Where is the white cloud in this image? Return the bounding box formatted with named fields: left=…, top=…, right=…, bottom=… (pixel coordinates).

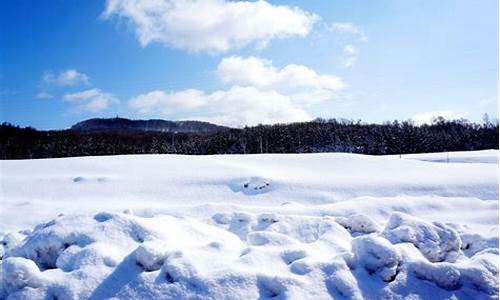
left=43, top=69, right=89, bottom=87
left=129, top=86, right=310, bottom=127
left=326, top=22, right=367, bottom=42
left=128, top=56, right=345, bottom=126
left=412, top=110, right=468, bottom=125
left=35, top=92, right=54, bottom=99
left=64, top=89, right=118, bottom=112
left=129, top=89, right=206, bottom=114
left=103, top=0, right=318, bottom=53
left=216, top=56, right=344, bottom=104
left=343, top=44, right=358, bottom=68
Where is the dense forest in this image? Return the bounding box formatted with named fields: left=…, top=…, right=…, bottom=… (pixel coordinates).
left=0, top=117, right=498, bottom=159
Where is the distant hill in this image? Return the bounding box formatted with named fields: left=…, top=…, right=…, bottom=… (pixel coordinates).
left=70, top=117, right=231, bottom=134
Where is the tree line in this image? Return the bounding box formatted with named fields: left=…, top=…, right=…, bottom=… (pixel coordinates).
left=0, top=117, right=498, bottom=159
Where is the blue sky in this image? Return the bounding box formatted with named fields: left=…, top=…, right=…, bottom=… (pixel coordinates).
left=0, top=0, right=498, bottom=129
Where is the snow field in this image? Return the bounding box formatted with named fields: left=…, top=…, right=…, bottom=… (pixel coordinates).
left=0, top=150, right=498, bottom=299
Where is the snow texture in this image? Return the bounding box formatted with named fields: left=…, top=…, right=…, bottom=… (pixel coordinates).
left=0, top=150, right=498, bottom=299
left=383, top=212, right=462, bottom=263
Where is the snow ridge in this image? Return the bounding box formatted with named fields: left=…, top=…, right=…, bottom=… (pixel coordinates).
left=1, top=211, right=497, bottom=299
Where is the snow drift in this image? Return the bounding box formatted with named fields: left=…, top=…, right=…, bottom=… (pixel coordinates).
left=0, top=150, right=498, bottom=299
left=1, top=211, right=497, bottom=299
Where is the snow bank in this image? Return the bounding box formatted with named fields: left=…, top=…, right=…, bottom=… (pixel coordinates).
left=0, top=211, right=498, bottom=299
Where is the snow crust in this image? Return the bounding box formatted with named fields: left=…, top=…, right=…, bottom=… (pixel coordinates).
left=0, top=150, right=498, bottom=299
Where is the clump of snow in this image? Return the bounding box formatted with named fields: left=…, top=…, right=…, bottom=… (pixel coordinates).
left=460, top=232, right=499, bottom=257
left=470, top=250, right=499, bottom=277
left=409, top=256, right=499, bottom=295
left=335, top=214, right=380, bottom=235
left=1, top=232, right=25, bottom=260
left=383, top=212, right=462, bottom=262
left=10, top=215, right=97, bottom=270
left=352, top=235, right=401, bottom=282
left=135, top=239, right=169, bottom=271
left=2, top=257, right=43, bottom=293
left=55, top=242, right=121, bottom=271
left=326, top=266, right=364, bottom=300
left=247, top=231, right=297, bottom=246
left=161, top=251, right=206, bottom=290
left=411, top=260, right=462, bottom=290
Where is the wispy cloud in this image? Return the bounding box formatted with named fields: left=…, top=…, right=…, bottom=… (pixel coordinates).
left=326, top=22, right=367, bottom=42
left=103, top=0, right=318, bottom=53
left=343, top=44, right=359, bottom=68
left=63, top=89, right=118, bottom=112
left=35, top=92, right=54, bottom=99
left=42, top=69, right=89, bottom=87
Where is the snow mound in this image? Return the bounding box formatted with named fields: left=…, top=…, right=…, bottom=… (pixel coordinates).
left=2, top=257, right=43, bottom=294
left=135, top=239, right=170, bottom=272
left=1, top=211, right=498, bottom=299
left=1, top=232, right=25, bottom=255
left=352, top=235, right=401, bottom=282
left=336, top=214, right=380, bottom=235
left=409, top=253, right=499, bottom=295
left=459, top=232, right=499, bottom=257
left=383, top=212, right=462, bottom=262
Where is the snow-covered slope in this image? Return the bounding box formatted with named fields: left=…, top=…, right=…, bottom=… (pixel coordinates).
left=0, top=151, right=498, bottom=299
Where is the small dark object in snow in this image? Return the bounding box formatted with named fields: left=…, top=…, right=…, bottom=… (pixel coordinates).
left=73, top=177, right=84, bottom=183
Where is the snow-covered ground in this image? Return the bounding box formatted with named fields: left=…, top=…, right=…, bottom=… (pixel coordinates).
left=398, top=150, right=499, bottom=164
left=0, top=150, right=498, bottom=299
